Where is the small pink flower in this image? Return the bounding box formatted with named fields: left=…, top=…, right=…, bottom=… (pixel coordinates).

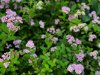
left=23, top=49, right=30, bottom=53
left=28, top=59, right=32, bottom=63
left=76, top=39, right=81, bottom=45
left=67, top=64, right=84, bottom=74
left=55, top=19, right=60, bottom=25
left=13, top=40, right=21, bottom=45
left=3, top=62, right=10, bottom=68
left=31, top=54, right=37, bottom=58
left=39, top=20, right=44, bottom=28
left=90, top=50, right=98, bottom=59
left=75, top=51, right=85, bottom=62
left=62, top=6, right=70, bottom=14
left=26, top=40, right=35, bottom=48
left=2, top=0, right=10, bottom=3
left=74, top=64, right=84, bottom=74
left=0, top=58, right=3, bottom=62
left=52, top=37, right=58, bottom=44
left=0, top=4, right=4, bottom=9
left=67, top=64, right=75, bottom=72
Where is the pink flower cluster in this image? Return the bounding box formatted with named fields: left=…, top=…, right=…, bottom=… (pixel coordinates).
left=62, top=6, right=70, bottom=14
left=66, top=35, right=81, bottom=45
left=88, top=34, right=97, bottom=42
left=89, top=50, right=98, bottom=59
left=23, top=49, right=30, bottom=53
left=75, top=51, right=85, bottom=62
left=89, top=11, right=100, bottom=24
left=2, top=52, right=10, bottom=60
left=67, top=64, right=84, bottom=74
left=52, top=37, right=58, bottom=44
left=26, top=40, right=35, bottom=48
left=55, top=19, right=60, bottom=25
left=70, top=23, right=86, bottom=32
left=0, top=52, right=10, bottom=68
left=1, top=9, right=23, bottom=32
left=13, top=40, right=21, bottom=48
left=39, top=20, right=44, bottom=28
left=0, top=0, right=10, bottom=9
left=81, top=3, right=90, bottom=10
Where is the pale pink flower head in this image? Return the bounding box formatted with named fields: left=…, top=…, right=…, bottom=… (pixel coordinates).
left=1, top=16, right=7, bottom=22
left=55, top=19, right=60, bottom=25
left=31, top=54, right=37, bottom=58
left=0, top=4, right=4, bottom=9
left=0, top=58, right=3, bottom=62
left=75, top=51, right=85, bottom=62
left=67, top=64, right=84, bottom=74
left=39, top=20, right=44, bottom=28
left=26, top=40, right=35, bottom=48
left=76, top=39, right=81, bottom=45
left=74, top=64, right=84, bottom=74
left=95, top=71, right=100, bottom=75
left=6, top=9, right=16, bottom=17
left=67, top=36, right=75, bottom=44
left=90, top=50, right=98, bottom=59
left=7, top=22, right=14, bottom=29
left=62, top=6, right=70, bottom=14
left=28, top=59, right=32, bottom=63
left=52, top=37, right=58, bottom=44
left=13, top=40, right=21, bottom=45
left=68, top=14, right=75, bottom=21
left=23, top=49, right=30, bottom=53
left=3, top=62, right=10, bottom=68
left=50, top=46, right=57, bottom=52
left=67, top=64, right=76, bottom=72
left=1, top=0, right=10, bottom=3
left=2, top=52, right=10, bottom=60
left=89, top=34, right=97, bottom=42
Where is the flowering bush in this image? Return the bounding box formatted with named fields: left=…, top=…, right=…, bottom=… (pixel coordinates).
left=0, top=0, right=100, bottom=75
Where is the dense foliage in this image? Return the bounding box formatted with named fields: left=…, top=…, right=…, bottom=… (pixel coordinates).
left=0, top=0, right=100, bottom=75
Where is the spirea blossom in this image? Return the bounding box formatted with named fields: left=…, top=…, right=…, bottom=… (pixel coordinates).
left=26, top=40, right=35, bottom=48
left=55, top=19, right=60, bottom=25
left=39, top=20, right=44, bottom=28
left=67, top=64, right=84, bottom=74
left=47, top=26, right=55, bottom=34
left=75, top=51, right=85, bottom=62
left=2, top=52, right=10, bottom=60
left=23, top=49, right=30, bottom=53
left=3, top=62, right=10, bottom=68
left=50, top=46, right=57, bottom=51
left=52, top=37, right=58, bottom=44
left=89, top=50, right=98, bottom=59
left=89, top=11, right=100, bottom=24
left=1, top=9, right=23, bottom=32
left=81, top=3, right=90, bottom=10
left=88, top=34, right=97, bottom=42
left=66, top=35, right=81, bottom=45
left=62, top=6, right=70, bottom=14
left=13, top=40, right=21, bottom=48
